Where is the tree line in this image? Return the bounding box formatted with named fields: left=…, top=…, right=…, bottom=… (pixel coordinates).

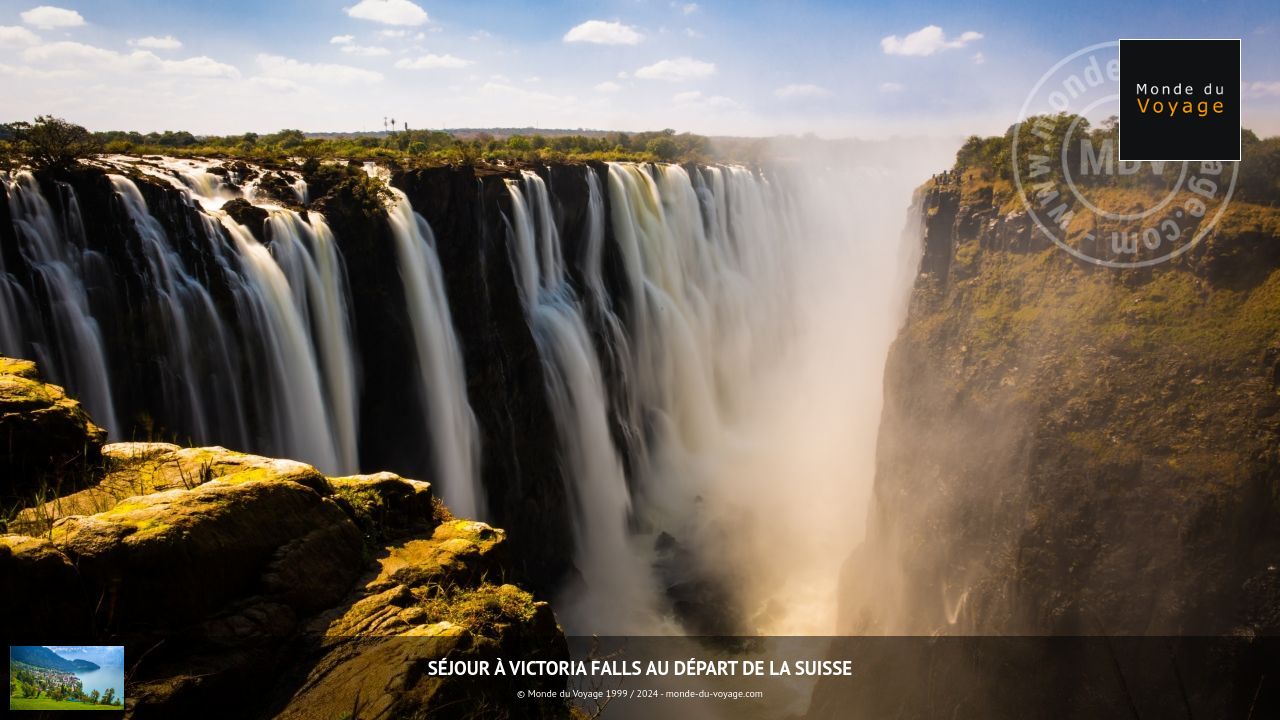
left=0, top=116, right=720, bottom=170
left=951, top=113, right=1279, bottom=206
left=10, top=663, right=122, bottom=707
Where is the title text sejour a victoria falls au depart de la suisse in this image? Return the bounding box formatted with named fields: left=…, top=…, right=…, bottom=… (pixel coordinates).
left=1134, top=83, right=1228, bottom=117
left=422, top=659, right=856, bottom=677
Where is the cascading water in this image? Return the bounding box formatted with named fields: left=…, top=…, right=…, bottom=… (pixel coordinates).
left=3, top=160, right=363, bottom=477
left=110, top=174, right=241, bottom=445
left=216, top=216, right=345, bottom=474
left=2, top=171, right=119, bottom=433
left=3, top=149, right=947, bottom=641
left=385, top=188, right=482, bottom=519
left=153, top=165, right=361, bottom=475
left=601, top=156, right=936, bottom=635
left=505, top=170, right=663, bottom=633
left=513, top=157, right=933, bottom=638
left=266, top=211, right=360, bottom=473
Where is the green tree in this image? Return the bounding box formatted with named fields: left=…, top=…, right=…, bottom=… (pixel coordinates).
left=102, top=687, right=115, bottom=705
left=646, top=136, right=679, bottom=161
left=12, top=115, right=102, bottom=169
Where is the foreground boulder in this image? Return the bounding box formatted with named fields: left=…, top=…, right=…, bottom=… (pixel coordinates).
left=0, top=357, right=106, bottom=506
left=0, top=358, right=570, bottom=719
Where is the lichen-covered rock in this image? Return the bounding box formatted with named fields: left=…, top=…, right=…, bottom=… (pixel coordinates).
left=53, top=475, right=363, bottom=637
left=369, top=520, right=509, bottom=591
left=0, top=359, right=569, bottom=719
left=330, top=470, right=437, bottom=540
left=274, top=599, right=567, bottom=720
left=0, top=357, right=106, bottom=506
left=9, top=442, right=329, bottom=536
left=272, top=518, right=567, bottom=720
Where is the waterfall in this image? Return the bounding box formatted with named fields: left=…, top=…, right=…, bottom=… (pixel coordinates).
left=385, top=188, right=482, bottom=519
left=153, top=165, right=361, bottom=475
left=109, top=175, right=249, bottom=446
left=504, top=170, right=662, bottom=633
left=603, top=158, right=938, bottom=635
left=266, top=211, right=360, bottom=474
left=606, top=164, right=728, bottom=488
left=216, top=216, right=344, bottom=474
left=2, top=152, right=942, bottom=637
left=2, top=171, right=119, bottom=433
left=2, top=162, right=362, bottom=476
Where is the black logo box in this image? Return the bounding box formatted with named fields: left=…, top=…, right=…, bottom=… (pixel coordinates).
left=1119, top=39, right=1241, bottom=162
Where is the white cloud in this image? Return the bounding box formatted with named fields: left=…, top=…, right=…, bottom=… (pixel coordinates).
left=129, top=35, right=182, bottom=50
left=379, top=29, right=407, bottom=38
left=478, top=81, right=572, bottom=108
left=345, top=0, right=429, bottom=26
left=256, top=53, right=382, bottom=84
left=469, top=30, right=492, bottom=41
left=635, top=56, right=716, bottom=81
left=341, top=44, right=391, bottom=56
left=23, top=41, right=239, bottom=78
left=774, top=83, right=831, bottom=99
left=879, top=82, right=904, bottom=93
left=0, top=25, right=40, bottom=46
left=680, top=3, right=700, bottom=14
left=563, top=20, right=644, bottom=46
left=249, top=76, right=302, bottom=92
left=563, top=19, right=640, bottom=45
left=594, top=80, right=621, bottom=93
left=394, top=53, right=472, bottom=69
left=880, top=25, right=983, bottom=56
left=971, top=51, right=985, bottom=65
left=683, top=27, right=703, bottom=39
left=1245, top=80, right=1280, bottom=98
left=330, top=35, right=355, bottom=44
left=20, top=5, right=84, bottom=30
left=672, top=89, right=739, bottom=110
left=159, top=55, right=241, bottom=78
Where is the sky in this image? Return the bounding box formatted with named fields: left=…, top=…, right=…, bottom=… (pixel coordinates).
left=1, top=0, right=1278, bottom=138
left=44, top=645, right=125, bottom=666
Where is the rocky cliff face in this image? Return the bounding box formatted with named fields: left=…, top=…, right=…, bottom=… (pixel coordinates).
left=389, top=166, right=576, bottom=590
left=847, top=179, right=1280, bottom=637
left=0, top=357, right=105, bottom=505
left=812, top=171, right=1280, bottom=718
left=0, top=357, right=569, bottom=719
left=4, top=161, right=585, bottom=593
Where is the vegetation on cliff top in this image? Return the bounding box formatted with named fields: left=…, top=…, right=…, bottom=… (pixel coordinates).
left=947, top=113, right=1280, bottom=207
left=0, top=115, right=726, bottom=170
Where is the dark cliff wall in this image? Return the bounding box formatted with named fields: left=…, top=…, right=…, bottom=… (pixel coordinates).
left=393, top=165, right=574, bottom=590
left=3, top=163, right=586, bottom=592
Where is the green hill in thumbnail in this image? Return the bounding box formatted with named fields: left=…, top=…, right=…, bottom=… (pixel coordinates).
left=9, top=646, right=99, bottom=673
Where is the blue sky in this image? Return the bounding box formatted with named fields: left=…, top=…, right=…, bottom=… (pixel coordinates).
left=1, top=0, right=1277, bottom=137
left=45, top=645, right=125, bottom=666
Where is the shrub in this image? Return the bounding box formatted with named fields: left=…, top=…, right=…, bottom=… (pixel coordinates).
left=11, top=116, right=102, bottom=170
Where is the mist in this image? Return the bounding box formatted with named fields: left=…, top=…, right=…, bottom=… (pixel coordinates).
left=552, top=137, right=958, bottom=636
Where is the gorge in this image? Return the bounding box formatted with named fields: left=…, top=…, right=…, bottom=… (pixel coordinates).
left=6, top=130, right=1277, bottom=718
left=0, top=143, right=946, bottom=645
